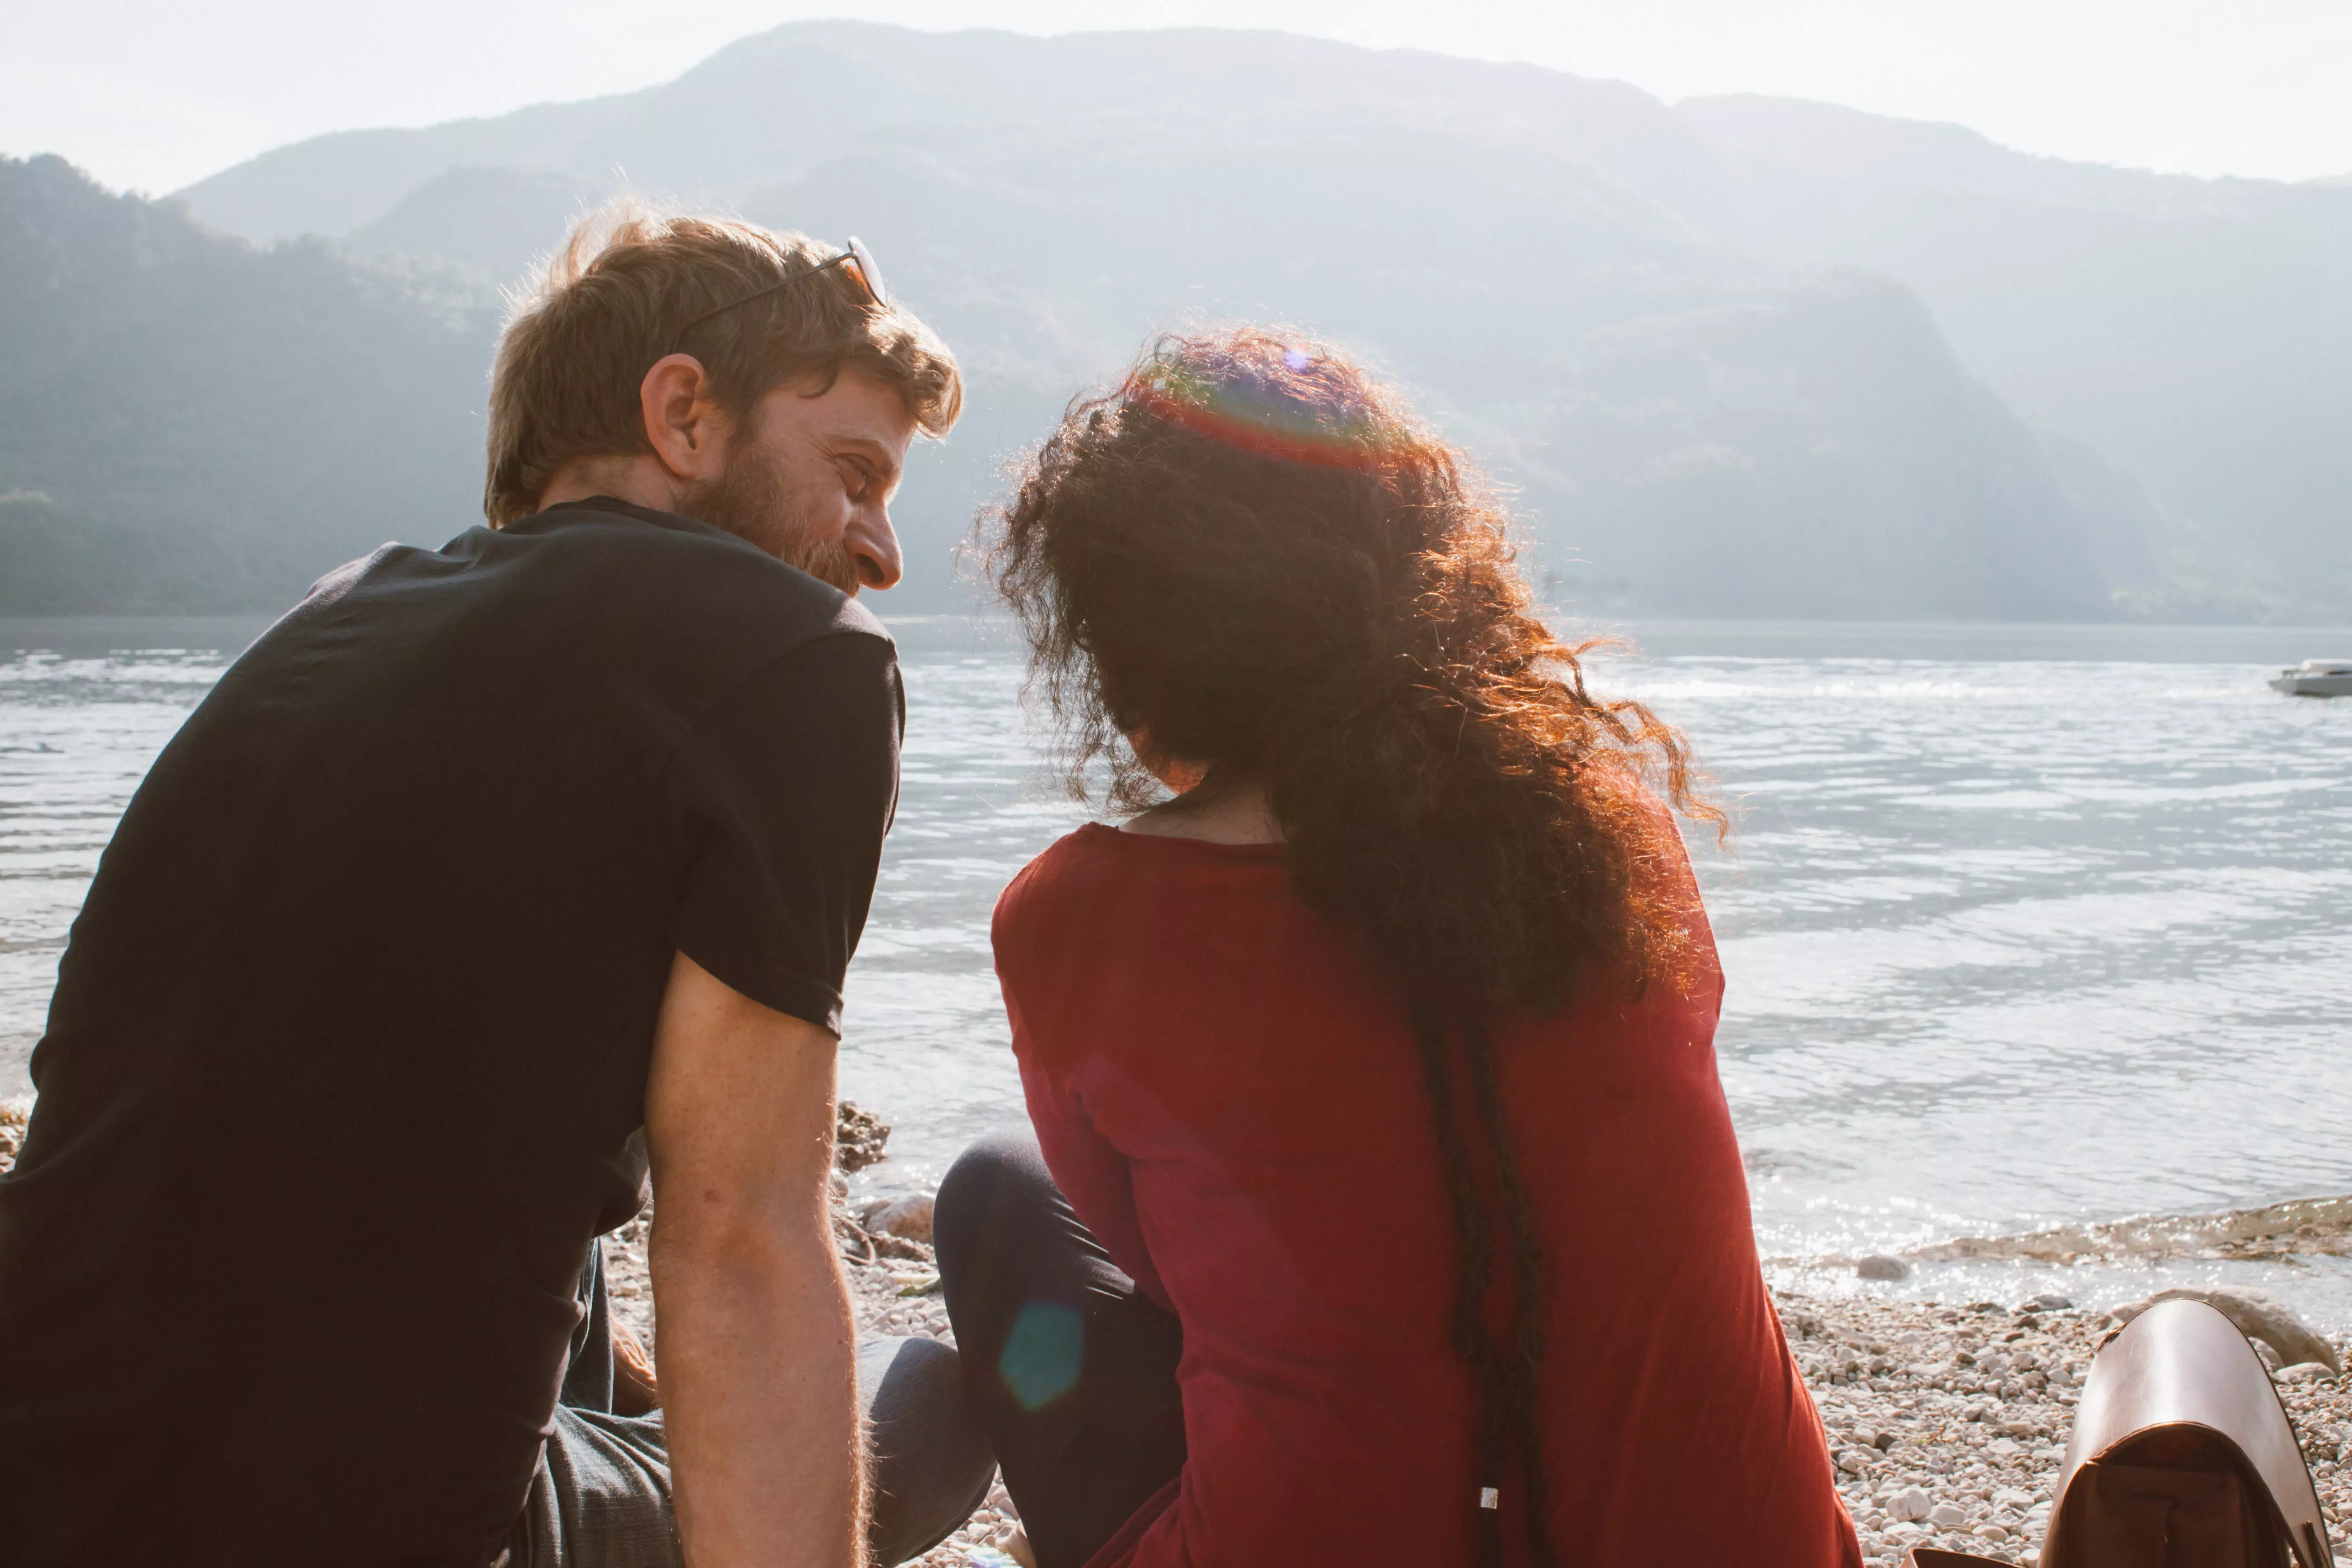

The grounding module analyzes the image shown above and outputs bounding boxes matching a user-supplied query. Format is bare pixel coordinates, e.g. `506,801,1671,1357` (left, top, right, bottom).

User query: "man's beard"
678,444,861,595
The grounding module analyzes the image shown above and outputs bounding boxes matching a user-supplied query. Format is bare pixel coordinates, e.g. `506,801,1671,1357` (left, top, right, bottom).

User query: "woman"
934,330,1858,1568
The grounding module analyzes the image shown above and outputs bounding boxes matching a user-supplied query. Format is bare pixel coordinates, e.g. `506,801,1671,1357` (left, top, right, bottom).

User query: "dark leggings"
934,1130,1187,1568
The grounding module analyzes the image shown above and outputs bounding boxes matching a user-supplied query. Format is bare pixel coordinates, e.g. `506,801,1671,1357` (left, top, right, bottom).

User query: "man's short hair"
483,208,962,527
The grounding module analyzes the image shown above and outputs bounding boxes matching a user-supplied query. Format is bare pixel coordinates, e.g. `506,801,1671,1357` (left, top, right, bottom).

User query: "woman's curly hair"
985,327,1721,1565
989,326,1718,1014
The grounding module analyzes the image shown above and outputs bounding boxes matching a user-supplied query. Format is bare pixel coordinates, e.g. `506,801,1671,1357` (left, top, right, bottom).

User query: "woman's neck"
1120,778,1284,845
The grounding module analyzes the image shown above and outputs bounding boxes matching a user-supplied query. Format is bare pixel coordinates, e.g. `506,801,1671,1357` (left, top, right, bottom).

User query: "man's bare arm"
646,951,863,1568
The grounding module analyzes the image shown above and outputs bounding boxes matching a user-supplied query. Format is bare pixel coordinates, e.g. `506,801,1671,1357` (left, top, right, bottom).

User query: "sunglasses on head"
677,236,888,342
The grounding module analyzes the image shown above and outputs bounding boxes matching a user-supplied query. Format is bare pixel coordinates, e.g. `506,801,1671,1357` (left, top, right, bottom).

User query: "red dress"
992,823,1859,1568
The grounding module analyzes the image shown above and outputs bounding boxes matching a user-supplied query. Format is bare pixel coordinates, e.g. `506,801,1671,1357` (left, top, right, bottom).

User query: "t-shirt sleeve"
661,631,903,1033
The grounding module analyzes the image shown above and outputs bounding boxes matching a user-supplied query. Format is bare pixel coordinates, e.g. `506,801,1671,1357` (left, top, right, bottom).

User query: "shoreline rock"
2108,1284,2341,1374
835,1100,893,1173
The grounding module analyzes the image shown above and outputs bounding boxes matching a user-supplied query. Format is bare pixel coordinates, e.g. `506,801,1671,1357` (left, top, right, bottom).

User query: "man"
0,212,994,1567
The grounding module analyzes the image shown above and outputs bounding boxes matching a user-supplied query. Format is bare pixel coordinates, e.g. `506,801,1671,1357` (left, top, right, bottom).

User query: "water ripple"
4,617,2347,1292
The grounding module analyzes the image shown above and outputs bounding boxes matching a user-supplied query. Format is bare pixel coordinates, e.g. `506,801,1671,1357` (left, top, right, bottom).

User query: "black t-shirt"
0,499,902,1567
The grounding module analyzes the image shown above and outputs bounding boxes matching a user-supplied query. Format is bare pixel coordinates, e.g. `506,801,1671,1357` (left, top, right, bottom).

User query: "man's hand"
610,1316,660,1418
646,952,863,1568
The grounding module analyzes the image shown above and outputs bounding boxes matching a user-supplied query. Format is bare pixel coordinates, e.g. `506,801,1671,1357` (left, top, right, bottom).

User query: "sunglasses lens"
846,236,887,308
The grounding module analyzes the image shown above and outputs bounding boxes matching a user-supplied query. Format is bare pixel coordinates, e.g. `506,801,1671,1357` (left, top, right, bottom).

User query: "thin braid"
1411,1008,1508,1568
1466,1019,1561,1567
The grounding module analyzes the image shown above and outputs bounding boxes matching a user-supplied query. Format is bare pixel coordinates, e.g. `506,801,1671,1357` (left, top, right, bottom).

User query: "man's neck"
534,454,685,518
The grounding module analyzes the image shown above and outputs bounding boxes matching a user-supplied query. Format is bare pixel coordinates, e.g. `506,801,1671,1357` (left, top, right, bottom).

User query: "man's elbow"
649,1193,836,1288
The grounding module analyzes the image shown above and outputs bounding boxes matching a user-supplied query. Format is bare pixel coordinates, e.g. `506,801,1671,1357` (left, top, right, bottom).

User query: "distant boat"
2269,658,2352,697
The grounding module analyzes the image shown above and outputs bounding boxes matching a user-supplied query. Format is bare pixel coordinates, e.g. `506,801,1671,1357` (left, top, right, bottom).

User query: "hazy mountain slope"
347,167,602,278
172,100,635,243
0,155,497,612
738,125,2118,618
18,22,2315,618
1676,95,2352,613
1677,95,2275,220
177,25,1732,248
1495,279,2131,618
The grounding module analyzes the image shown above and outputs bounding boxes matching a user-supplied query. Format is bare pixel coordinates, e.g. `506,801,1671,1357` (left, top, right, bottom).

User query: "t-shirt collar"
525,496,749,551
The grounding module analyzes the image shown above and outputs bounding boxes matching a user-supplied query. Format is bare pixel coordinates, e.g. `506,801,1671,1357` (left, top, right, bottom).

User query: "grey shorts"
500,1242,992,1568
506,1404,678,1568
505,1336,991,1568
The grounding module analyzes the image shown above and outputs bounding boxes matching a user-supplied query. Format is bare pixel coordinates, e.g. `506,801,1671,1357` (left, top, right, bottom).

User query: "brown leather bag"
1902,1298,2332,1568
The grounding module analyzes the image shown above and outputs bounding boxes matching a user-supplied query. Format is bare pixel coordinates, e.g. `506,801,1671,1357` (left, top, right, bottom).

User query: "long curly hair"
985,328,1721,1564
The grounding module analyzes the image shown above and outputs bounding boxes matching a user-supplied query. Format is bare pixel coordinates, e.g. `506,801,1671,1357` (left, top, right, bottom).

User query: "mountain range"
6,22,2346,619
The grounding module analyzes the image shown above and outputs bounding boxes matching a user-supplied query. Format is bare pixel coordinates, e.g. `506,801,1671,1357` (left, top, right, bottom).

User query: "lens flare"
998,1299,1085,1410
1125,353,1392,471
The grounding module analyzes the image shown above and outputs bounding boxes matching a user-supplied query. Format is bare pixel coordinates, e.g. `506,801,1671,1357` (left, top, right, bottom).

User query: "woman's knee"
933,1127,1052,1269
859,1335,995,1564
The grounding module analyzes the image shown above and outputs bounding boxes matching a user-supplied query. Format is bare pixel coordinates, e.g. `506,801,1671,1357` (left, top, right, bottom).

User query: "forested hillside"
1676,95,2352,619
7,22,2342,618
0,155,496,612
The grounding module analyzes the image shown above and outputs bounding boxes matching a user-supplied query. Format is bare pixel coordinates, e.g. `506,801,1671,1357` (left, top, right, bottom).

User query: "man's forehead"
767,367,915,453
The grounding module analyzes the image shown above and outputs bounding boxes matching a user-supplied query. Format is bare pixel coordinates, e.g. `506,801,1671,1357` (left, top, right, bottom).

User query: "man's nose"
849,506,903,593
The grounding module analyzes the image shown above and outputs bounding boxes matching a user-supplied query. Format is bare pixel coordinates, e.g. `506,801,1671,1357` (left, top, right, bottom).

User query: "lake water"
6,615,2349,1324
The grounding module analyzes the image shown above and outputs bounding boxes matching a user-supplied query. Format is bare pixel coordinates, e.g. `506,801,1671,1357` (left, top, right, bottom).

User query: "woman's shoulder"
992,823,1129,943
991,821,1288,979
992,824,1187,1021
1002,820,1118,889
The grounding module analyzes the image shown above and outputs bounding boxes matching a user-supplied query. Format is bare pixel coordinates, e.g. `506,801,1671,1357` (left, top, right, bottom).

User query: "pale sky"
5,0,2349,197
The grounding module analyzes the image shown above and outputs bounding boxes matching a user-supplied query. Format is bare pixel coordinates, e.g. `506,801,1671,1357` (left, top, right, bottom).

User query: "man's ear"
638,353,732,482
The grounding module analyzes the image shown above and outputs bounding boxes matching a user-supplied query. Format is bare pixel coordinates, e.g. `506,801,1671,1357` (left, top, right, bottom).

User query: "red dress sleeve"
1017,1055,1172,1311
992,852,1171,1309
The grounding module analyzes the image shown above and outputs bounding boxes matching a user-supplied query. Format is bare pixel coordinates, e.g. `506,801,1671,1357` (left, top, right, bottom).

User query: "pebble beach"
1774,1286,2348,1566
629,1105,2352,1568
784,1214,2352,1568
4,1100,2343,1568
